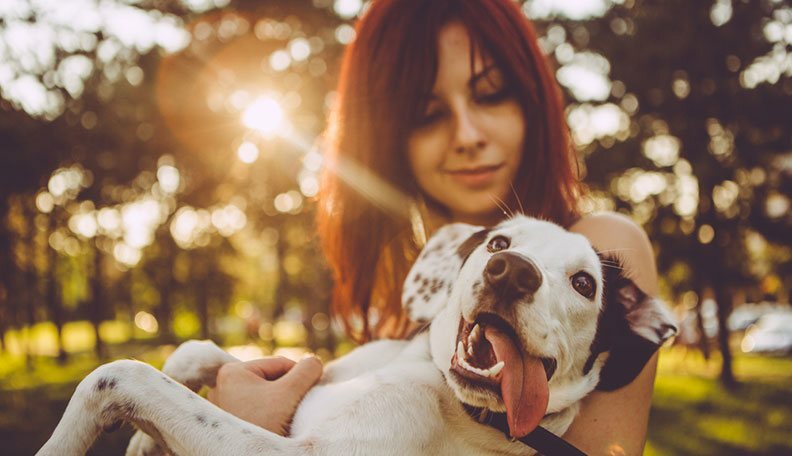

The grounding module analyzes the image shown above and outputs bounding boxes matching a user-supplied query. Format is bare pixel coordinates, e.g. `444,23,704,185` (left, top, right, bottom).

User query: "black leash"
462,404,587,456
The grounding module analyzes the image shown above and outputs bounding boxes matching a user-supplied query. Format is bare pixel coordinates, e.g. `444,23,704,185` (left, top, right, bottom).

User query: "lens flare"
242,97,284,136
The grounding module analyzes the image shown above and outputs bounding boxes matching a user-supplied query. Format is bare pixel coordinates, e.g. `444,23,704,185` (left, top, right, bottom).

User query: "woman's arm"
565,211,661,455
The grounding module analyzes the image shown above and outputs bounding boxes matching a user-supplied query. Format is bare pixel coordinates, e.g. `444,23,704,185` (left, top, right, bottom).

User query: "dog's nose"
484,252,543,297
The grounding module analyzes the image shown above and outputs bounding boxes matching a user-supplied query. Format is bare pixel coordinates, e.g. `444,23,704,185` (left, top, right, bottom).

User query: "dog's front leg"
127,339,240,455
37,359,306,456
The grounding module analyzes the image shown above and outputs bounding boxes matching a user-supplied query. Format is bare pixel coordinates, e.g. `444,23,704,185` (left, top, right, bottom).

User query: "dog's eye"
486,236,510,253
571,272,596,299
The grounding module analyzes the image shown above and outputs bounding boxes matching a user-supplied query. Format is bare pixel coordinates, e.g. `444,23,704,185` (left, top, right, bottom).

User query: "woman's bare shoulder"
563,211,661,454
569,211,658,295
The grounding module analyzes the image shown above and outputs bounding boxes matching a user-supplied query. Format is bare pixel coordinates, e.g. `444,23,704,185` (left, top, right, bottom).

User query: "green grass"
2,344,791,455
645,349,792,456
0,343,171,455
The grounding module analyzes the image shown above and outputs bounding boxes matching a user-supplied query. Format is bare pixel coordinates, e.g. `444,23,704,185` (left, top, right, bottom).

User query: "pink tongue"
484,326,549,438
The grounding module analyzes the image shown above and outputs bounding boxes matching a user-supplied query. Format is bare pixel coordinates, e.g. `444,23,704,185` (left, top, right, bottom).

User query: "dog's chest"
286,336,527,455
289,337,442,436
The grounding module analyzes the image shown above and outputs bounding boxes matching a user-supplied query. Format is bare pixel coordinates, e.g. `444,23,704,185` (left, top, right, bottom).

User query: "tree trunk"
695,287,711,361
90,246,106,359
46,213,67,363
23,227,37,370
195,259,210,340
714,286,736,388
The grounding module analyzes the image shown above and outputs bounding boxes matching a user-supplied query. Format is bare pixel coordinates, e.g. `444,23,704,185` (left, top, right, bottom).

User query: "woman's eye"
415,109,446,127
486,235,510,253
475,88,511,105
571,272,596,299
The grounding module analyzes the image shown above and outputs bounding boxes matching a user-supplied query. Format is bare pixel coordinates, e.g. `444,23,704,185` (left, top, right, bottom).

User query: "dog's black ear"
403,223,487,322
588,254,677,391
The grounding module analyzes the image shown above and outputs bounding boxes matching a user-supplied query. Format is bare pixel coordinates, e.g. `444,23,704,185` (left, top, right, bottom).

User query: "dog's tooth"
459,356,486,376
471,324,480,341
457,341,465,360
488,361,505,377
467,342,475,358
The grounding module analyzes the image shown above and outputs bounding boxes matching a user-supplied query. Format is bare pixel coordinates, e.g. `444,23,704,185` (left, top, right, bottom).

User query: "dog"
37,215,676,455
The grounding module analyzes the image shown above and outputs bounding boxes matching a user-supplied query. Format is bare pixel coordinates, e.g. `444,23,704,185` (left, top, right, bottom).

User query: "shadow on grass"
0,342,170,455
0,383,135,455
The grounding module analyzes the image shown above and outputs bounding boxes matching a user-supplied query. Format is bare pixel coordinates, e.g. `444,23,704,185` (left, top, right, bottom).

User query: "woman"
210,1,661,454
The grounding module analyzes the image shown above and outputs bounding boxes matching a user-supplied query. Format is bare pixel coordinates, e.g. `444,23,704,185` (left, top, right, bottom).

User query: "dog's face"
403,216,676,437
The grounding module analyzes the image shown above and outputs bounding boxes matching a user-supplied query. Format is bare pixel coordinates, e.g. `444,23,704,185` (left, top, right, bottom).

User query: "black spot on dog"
95,377,118,392
161,375,174,384
195,415,208,426
414,273,422,282
457,229,490,264
211,421,220,429
585,253,677,391
406,296,414,306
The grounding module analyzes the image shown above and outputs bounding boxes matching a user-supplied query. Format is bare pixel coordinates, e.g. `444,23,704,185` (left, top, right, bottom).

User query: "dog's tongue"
484,326,549,438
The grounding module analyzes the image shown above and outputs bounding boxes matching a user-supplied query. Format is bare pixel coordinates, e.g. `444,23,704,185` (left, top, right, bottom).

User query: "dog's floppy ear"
403,223,488,322
588,254,677,391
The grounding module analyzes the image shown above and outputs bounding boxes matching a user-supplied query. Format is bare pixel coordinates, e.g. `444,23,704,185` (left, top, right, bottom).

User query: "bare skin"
207,356,322,435
565,211,661,456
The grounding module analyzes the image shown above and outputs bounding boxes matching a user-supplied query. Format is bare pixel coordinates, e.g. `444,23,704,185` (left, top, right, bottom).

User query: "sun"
242,96,284,136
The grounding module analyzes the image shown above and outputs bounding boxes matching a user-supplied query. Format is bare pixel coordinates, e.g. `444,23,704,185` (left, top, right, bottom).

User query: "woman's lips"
445,164,504,188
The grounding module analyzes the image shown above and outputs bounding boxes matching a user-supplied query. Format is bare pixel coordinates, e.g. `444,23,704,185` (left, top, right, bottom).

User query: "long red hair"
318,0,583,342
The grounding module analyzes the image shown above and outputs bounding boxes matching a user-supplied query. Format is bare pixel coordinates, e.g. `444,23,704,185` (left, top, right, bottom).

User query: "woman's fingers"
280,356,323,394
240,357,297,380
207,355,324,435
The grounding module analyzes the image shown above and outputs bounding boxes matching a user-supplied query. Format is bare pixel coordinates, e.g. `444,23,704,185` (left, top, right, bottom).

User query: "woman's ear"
590,254,678,391
402,223,487,322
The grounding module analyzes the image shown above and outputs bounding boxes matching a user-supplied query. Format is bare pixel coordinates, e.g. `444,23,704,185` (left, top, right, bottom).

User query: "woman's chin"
448,204,510,226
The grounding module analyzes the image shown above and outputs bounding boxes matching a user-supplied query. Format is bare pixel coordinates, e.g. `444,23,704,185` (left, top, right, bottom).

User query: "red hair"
318,0,583,342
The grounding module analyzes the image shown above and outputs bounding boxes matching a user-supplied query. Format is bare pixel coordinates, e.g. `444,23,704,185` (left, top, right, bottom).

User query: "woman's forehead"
432,22,497,91
437,22,493,70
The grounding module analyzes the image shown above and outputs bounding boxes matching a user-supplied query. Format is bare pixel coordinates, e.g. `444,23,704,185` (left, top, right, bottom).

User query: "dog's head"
402,216,676,437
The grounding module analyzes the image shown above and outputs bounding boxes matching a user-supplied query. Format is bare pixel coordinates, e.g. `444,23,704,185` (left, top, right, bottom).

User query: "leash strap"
463,404,587,456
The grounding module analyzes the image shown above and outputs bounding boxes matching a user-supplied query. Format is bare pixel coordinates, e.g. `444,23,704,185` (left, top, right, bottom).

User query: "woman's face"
407,22,525,226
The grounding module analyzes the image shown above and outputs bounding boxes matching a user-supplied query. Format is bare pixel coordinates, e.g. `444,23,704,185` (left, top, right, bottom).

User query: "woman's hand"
207,356,323,436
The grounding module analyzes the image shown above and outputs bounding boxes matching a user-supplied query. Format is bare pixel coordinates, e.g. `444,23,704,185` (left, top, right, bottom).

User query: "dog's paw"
126,430,168,456
161,340,238,391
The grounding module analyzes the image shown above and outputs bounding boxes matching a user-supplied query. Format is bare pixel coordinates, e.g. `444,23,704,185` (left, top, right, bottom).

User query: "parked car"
741,312,792,355
729,302,789,331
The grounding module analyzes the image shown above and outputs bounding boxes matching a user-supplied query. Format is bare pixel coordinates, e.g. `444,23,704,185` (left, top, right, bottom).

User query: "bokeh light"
242,96,284,136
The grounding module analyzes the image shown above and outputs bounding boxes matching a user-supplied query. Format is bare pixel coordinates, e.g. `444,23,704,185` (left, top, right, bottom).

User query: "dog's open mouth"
450,313,557,438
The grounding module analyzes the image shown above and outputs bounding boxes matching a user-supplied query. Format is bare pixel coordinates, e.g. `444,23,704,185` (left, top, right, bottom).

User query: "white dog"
38,216,676,455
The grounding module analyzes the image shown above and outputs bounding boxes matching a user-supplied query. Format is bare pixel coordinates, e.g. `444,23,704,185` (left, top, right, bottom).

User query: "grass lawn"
646,349,792,455
2,344,791,455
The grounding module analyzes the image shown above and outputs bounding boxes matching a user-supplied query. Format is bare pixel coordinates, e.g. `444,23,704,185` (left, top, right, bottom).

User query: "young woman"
210,1,661,453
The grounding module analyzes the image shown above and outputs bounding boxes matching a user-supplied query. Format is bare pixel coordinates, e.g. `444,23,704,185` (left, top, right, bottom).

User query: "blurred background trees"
1,0,791,454
0,0,789,389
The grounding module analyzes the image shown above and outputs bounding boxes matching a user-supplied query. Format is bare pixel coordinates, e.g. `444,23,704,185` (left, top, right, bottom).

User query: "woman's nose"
452,108,485,155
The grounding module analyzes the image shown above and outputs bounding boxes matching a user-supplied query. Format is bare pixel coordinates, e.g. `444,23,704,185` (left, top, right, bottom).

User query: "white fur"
38,216,674,456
